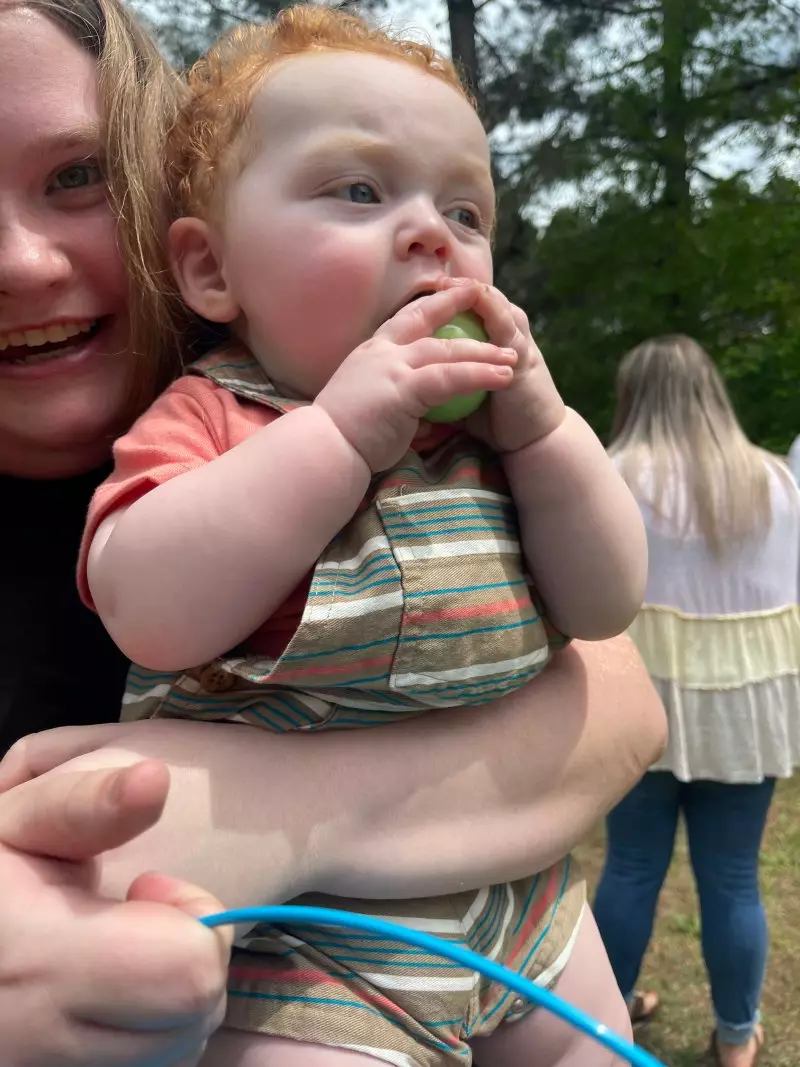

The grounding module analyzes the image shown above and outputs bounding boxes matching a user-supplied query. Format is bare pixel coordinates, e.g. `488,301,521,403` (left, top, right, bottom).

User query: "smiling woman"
0,19,126,474
0,0,203,759
0,0,180,753
0,7,165,479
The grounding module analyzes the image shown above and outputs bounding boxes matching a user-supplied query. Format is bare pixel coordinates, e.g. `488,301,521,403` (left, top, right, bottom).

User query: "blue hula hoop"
201,905,664,1066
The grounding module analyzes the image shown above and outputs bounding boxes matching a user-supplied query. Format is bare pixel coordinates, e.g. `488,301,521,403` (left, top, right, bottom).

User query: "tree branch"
477,26,518,82
539,0,652,18
204,0,251,24
690,162,721,183
694,45,800,75
699,64,800,107
573,55,648,88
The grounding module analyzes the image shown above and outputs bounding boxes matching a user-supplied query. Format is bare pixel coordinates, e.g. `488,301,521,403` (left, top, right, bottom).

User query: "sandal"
629,990,660,1027
709,1024,764,1067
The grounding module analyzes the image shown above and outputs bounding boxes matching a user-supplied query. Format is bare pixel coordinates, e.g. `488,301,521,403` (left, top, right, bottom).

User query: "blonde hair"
609,334,781,556
10,0,187,421
169,4,474,219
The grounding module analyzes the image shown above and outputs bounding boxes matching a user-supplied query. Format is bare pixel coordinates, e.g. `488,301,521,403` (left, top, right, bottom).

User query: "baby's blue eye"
337,182,379,204
51,163,103,190
447,207,479,229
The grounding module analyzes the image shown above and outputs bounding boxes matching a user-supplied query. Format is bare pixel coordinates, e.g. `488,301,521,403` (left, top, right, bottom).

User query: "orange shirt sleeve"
77,375,277,609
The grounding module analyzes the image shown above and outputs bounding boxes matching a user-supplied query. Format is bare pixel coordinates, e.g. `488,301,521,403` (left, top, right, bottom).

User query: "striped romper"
96,346,586,1066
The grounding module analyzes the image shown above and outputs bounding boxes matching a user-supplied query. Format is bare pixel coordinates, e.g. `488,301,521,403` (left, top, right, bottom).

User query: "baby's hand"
446,281,566,454
314,281,517,473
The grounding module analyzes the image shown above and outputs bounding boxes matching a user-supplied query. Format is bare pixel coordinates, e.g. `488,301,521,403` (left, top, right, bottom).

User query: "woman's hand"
0,759,232,1067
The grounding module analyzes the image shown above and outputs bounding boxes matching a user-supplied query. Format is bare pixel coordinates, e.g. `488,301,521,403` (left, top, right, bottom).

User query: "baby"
79,7,647,1065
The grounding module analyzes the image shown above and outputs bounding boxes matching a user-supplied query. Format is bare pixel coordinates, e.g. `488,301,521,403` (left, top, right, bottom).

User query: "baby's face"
204,50,495,398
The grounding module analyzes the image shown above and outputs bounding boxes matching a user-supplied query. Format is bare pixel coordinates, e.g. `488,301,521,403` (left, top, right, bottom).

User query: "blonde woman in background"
594,335,800,1067
788,434,800,483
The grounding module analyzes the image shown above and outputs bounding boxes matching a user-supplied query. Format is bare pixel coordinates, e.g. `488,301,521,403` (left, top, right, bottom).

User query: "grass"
575,776,800,1066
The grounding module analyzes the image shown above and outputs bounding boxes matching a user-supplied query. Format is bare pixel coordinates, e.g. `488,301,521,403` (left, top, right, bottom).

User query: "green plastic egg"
426,311,489,423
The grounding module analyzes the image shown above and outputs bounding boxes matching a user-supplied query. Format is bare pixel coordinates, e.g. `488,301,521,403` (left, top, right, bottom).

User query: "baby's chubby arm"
504,410,648,640
89,401,370,671
88,283,516,671
461,283,647,640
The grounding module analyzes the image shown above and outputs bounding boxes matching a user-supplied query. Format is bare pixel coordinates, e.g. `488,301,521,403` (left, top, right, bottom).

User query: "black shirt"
0,466,129,755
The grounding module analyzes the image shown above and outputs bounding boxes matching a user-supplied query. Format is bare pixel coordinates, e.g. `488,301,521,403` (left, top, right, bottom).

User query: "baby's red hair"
169,4,474,218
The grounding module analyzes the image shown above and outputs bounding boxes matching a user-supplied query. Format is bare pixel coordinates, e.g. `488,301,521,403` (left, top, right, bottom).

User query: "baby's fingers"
379,281,484,343
414,361,514,414
466,284,527,352
405,336,518,370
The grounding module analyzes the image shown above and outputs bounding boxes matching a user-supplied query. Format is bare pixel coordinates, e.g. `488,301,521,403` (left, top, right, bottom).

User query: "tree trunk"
658,0,697,333
446,0,482,105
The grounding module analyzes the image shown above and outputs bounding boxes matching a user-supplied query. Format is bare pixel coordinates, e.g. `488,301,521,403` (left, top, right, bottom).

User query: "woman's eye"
50,162,103,191
334,182,379,205
447,206,480,229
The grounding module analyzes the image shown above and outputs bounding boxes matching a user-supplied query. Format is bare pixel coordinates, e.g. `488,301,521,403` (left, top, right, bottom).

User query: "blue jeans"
594,772,775,1046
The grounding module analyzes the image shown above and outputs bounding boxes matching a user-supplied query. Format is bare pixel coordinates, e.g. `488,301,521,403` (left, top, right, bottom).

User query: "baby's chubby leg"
470,908,632,1067
200,1031,385,1066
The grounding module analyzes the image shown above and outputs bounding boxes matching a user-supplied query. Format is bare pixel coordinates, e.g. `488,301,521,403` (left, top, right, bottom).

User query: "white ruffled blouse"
619,456,800,783
788,435,800,484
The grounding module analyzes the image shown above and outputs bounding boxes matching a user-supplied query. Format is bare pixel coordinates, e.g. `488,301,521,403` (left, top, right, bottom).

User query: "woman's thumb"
0,759,170,860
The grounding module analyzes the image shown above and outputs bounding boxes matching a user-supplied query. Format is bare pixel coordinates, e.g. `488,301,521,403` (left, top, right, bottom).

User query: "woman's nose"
0,216,72,297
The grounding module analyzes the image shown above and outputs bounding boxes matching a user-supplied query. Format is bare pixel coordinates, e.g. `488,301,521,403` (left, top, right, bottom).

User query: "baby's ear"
169,217,239,323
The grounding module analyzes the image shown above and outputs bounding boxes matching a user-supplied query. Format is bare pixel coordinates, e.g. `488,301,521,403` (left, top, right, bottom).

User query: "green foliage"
704,177,800,452
488,0,800,450
499,174,800,451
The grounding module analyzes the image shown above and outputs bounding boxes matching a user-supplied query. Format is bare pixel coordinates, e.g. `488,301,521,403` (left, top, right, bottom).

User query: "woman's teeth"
0,320,97,364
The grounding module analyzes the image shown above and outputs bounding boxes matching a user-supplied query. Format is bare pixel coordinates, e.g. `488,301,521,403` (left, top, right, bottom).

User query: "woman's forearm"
2,634,665,906
322,634,667,895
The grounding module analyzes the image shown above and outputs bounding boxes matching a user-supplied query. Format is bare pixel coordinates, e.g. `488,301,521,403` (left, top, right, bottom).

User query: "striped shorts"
224,856,585,1065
